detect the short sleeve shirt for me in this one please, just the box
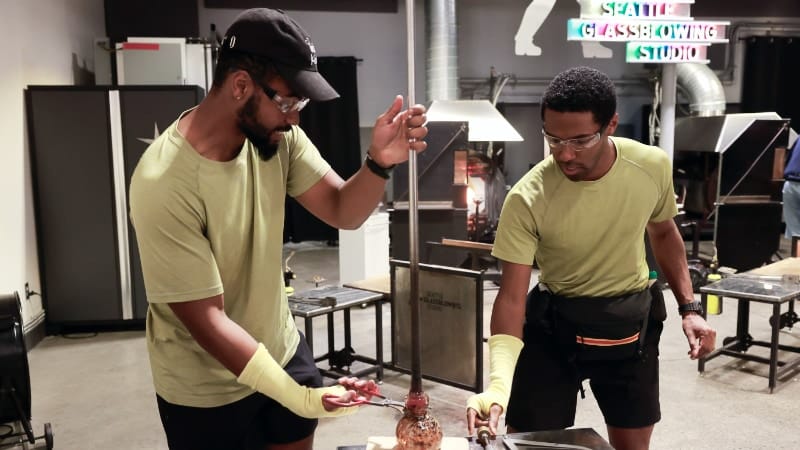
[129,112,330,407]
[491,137,678,297]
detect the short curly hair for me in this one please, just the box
[540,66,616,129]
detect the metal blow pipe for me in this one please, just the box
[405,0,422,394]
[660,63,676,160]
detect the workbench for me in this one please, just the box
[335,428,613,450]
[288,286,386,382]
[698,257,800,392]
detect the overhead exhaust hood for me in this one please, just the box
[674,112,795,153]
[673,112,792,272]
[426,100,524,142]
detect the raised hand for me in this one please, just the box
[367,95,427,168]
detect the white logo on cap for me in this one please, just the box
[229,36,236,48]
[305,37,317,67]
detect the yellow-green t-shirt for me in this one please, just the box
[492,137,677,298]
[129,113,330,407]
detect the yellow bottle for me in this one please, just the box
[706,273,722,314]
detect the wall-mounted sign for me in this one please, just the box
[567,20,728,43]
[567,0,728,64]
[626,42,709,63]
[591,1,693,19]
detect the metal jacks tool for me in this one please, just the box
[477,426,495,449]
[289,295,337,307]
[501,438,592,450]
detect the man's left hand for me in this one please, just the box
[682,313,716,360]
[367,95,427,167]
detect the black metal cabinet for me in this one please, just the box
[26,86,203,332]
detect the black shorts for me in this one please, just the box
[506,317,663,431]
[156,333,322,450]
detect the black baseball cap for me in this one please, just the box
[220,8,339,102]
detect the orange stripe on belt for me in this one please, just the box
[576,332,640,347]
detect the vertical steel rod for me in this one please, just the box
[405,0,422,394]
[660,63,676,161]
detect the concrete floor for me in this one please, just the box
[11,239,800,449]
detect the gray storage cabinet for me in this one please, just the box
[26,86,203,332]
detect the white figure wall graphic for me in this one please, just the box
[515,0,612,58]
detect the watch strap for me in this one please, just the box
[364,153,395,179]
[678,300,704,316]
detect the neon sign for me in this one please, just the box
[626,42,708,63]
[596,1,693,19]
[567,0,728,64]
[568,20,727,42]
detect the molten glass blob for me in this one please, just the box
[395,391,443,450]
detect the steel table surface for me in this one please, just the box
[335,428,613,450]
[698,258,800,392]
[289,286,385,382]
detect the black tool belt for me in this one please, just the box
[526,282,667,363]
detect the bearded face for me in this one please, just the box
[236,94,291,162]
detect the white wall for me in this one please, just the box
[0,0,105,331]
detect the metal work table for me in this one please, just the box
[288,286,385,382]
[336,428,613,450]
[698,257,800,392]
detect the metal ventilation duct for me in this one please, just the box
[426,0,458,100]
[676,63,726,116]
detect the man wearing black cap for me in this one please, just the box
[129,8,427,450]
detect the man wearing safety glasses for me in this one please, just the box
[129,8,427,450]
[467,66,716,450]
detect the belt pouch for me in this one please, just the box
[552,289,652,362]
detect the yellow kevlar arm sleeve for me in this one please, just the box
[237,343,357,419]
[466,334,524,417]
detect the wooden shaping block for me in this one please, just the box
[748,257,800,277]
[366,436,469,450]
[441,238,493,252]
